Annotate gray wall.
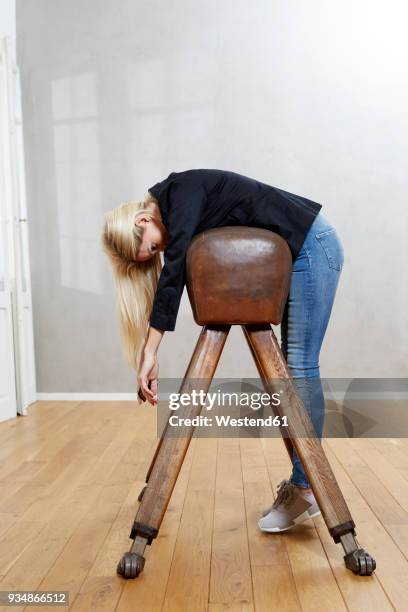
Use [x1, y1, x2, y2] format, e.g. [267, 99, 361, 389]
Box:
[17, 0, 408, 392]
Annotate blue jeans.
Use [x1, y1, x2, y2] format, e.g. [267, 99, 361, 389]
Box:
[280, 212, 344, 488]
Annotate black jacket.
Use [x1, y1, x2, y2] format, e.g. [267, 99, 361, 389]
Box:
[148, 169, 322, 331]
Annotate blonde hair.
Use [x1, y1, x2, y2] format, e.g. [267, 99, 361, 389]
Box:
[101, 191, 163, 370]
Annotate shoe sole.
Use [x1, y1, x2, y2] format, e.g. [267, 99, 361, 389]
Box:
[262, 501, 320, 518]
[258, 509, 321, 533]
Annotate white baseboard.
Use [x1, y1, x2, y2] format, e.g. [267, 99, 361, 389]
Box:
[36, 393, 139, 401]
[35, 391, 408, 402]
[328, 391, 408, 401]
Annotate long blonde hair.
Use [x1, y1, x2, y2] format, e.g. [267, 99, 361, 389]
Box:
[101, 191, 163, 370]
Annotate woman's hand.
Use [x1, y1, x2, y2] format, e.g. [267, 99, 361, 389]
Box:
[137, 350, 159, 406]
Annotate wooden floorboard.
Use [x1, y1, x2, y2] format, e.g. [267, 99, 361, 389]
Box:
[0, 402, 407, 611]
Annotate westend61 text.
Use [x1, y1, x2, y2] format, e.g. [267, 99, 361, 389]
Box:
[168, 414, 288, 428]
[168, 390, 281, 411]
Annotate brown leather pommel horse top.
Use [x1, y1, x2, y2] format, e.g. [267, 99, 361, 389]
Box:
[116, 226, 376, 579]
[186, 226, 292, 326]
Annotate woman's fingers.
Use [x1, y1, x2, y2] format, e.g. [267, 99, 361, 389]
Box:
[137, 353, 159, 406]
[137, 377, 149, 404]
[136, 375, 143, 404]
[137, 387, 146, 404]
[140, 377, 155, 404]
[150, 378, 158, 404]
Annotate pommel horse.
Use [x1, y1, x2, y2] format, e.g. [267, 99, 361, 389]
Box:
[117, 226, 376, 579]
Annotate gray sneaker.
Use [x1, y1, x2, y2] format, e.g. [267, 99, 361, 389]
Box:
[259, 479, 321, 533]
[262, 480, 320, 517]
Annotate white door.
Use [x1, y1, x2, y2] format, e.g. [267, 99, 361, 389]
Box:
[0, 37, 36, 417]
[0, 223, 17, 423]
[0, 39, 17, 422]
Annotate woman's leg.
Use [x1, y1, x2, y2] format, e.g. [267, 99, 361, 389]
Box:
[280, 212, 344, 488]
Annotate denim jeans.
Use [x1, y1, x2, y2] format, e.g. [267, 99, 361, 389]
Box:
[280, 211, 344, 488]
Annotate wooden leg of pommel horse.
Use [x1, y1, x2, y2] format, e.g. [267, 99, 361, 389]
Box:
[117, 324, 230, 579]
[242, 323, 376, 576]
[136, 421, 167, 503]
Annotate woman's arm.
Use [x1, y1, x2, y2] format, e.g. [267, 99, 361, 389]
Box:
[138, 176, 207, 404]
[137, 326, 164, 405]
[144, 325, 165, 354]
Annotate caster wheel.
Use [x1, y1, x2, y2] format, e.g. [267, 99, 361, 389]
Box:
[344, 548, 376, 575]
[116, 552, 145, 579]
[138, 485, 147, 502]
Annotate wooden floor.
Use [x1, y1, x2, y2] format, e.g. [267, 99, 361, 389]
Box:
[0, 401, 407, 611]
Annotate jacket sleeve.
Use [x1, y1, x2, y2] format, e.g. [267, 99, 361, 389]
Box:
[149, 177, 207, 331]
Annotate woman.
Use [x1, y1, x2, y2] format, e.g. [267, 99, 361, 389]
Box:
[101, 168, 344, 532]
